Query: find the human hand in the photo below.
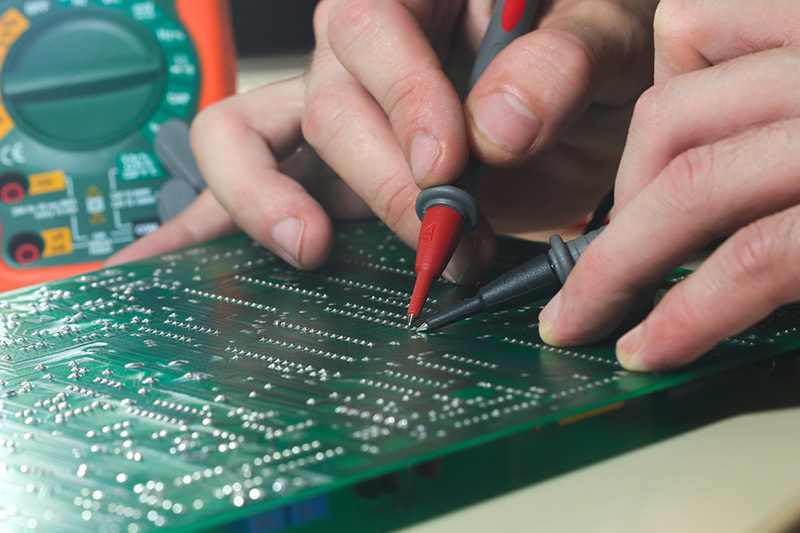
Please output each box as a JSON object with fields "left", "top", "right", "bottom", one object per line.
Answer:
{"left": 105, "top": 78, "right": 371, "bottom": 268}
{"left": 539, "top": 0, "right": 800, "bottom": 371}
{"left": 109, "top": 0, "right": 656, "bottom": 283}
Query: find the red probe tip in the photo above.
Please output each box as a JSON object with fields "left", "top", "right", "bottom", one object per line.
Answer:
{"left": 407, "top": 205, "right": 466, "bottom": 321}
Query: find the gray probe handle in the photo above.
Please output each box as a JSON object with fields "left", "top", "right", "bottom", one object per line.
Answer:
{"left": 415, "top": 0, "right": 540, "bottom": 231}
{"left": 155, "top": 119, "right": 207, "bottom": 223}
{"left": 547, "top": 226, "right": 607, "bottom": 284}
{"left": 467, "top": 0, "right": 541, "bottom": 96}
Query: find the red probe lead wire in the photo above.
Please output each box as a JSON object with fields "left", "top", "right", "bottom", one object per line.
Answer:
{"left": 407, "top": 205, "right": 466, "bottom": 324}
{"left": 501, "top": 0, "right": 528, "bottom": 31}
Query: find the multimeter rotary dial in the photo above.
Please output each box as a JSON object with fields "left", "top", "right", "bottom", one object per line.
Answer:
{"left": 3, "top": 9, "right": 166, "bottom": 148}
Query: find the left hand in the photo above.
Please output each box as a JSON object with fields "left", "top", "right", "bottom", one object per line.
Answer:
{"left": 109, "top": 0, "right": 657, "bottom": 281}
{"left": 539, "top": 0, "right": 800, "bottom": 371}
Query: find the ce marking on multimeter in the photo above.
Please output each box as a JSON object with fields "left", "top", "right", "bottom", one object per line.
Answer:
{"left": 0, "top": 141, "right": 26, "bottom": 166}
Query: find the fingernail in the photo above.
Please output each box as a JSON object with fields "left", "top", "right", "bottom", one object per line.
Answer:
{"left": 617, "top": 323, "right": 648, "bottom": 371}
{"left": 271, "top": 217, "right": 304, "bottom": 267}
{"left": 443, "top": 235, "right": 478, "bottom": 284}
{"left": 538, "top": 291, "right": 562, "bottom": 341}
{"left": 472, "top": 92, "right": 542, "bottom": 154}
{"left": 410, "top": 133, "right": 441, "bottom": 182}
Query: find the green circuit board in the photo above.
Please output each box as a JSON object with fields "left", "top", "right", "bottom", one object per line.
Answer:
{"left": 1, "top": 222, "right": 799, "bottom": 532}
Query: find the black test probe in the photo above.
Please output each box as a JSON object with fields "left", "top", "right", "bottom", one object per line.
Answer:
{"left": 418, "top": 226, "right": 605, "bottom": 332}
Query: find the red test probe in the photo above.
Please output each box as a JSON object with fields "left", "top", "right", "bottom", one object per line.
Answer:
{"left": 407, "top": 0, "right": 541, "bottom": 325}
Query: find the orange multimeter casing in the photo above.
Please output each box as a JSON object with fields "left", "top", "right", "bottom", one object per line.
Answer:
{"left": 0, "top": 0, "right": 236, "bottom": 292}
{"left": 177, "top": 0, "right": 237, "bottom": 110}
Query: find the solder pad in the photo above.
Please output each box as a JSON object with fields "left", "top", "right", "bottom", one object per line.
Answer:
{"left": 1, "top": 222, "right": 799, "bottom": 532}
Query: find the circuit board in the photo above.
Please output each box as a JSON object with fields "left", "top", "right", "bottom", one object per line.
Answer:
{"left": 1, "top": 222, "right": 799, "bottom": 532}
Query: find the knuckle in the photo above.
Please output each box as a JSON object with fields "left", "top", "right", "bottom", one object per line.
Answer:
{"left": 727, "top": 222, "right": 777, "bottom": 282}
{"left": 189, "top": 100, "right": 236, "bottom": 149}
{"left": 766, "top": 208, "right": 800, "bottom": 272}
{"left": 189, "top": 105, "right": 219, "bottom": 142}
{"left": 301, "top": 84, "right": 350, "bottom": 156}
{"left": 300, "top": 94, "right": 328, "bottom": 145}
{"left": 657, "top": 284, "right": 706, "bottom": 337}
{"left": 778, "top": 206, "right": 800, "bottom": 244}
{"left": 777, "top": 46, "right": 800, "bottom": 76}
{"left": 327, "top": 0, "right": 377, "bottom": 53}
{"left": 572, "top": 0, "right": 652, "bottom": 39}
{"left": 382, "top": 74, "right": 433, "bottom": 127}
{"left": 629, "top": 83, "right": 671, "bottom": 137}
{"left": 312, "top": 0, "right": 337, "bottom": 39}
{"left": 529, "top": 29, "right": 595, "bottom": 96}
{"left": 718, "top": 209, "right": 800, "bottom": 302}
{"left": 372, "top": 178, "right": 415, "bottom": 231}
{"left": 191, "top": 100, "right": 229, "bottom": 131}
{"left": 653, "top": 0, "right": 696, "bottom": 47}
{"left": 655, "top": 144, "right": 715, "bottom": 216}
{"left": 780, "top": 210, "right": 800, "bottom": 287}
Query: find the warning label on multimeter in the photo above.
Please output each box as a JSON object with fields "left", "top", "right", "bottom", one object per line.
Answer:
{"left": 0, "top": 0, "right": 201, "bottom": 273}
{"left": 117, "top": 151, "right": 166, "bottom": 182}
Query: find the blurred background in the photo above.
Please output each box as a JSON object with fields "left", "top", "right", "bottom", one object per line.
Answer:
{"left": 232, "top": 0, "right": 317, "bottom": 54}
{"left": 232, "top": 1, "right": 318, "bottom": 91}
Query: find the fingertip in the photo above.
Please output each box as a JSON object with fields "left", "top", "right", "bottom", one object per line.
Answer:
{"left": 468, "top": 90, "right": 544, "bottom": 166}
{"left": 266, "top": 213, "right": 334, "bottom": 271}
{"left": 298, "top": 216, "right": 335, "bottom": 270}
{"left": 409, "top": 133, "right": 443, "bottom": 184}
{"left": 442, "top": 234, "right": 478, "bottom": 285}
{"left": 104, "top": 249, "right": 135, "bottom": 268}
{"left": 414, "top": 134, "right": 471, "bottom": 190}
{"left": 270, "top": 217, "right": 306, "bottom": 269}
{"left": 324, "top": 0, "right": 468, "bottom": 189}
{"left": 537, "top": 291, "right": 562, "bottom": 344}
{"left": 615, "top": 320, "right": 695, "bottom": 373}
{"left": 615, "top": 322, "right": 651, "bottom": 371}
{"left": 189, "top": 95, "right": 238, "bottom": 156}
{"left": 103, "top": 221, "right": 204, "bottom": 268}
{"left": 442, "top": 222, "right": 496, "bottom": 285}
{"left": 537, "top": 283, "right": 630, "bottom": 348}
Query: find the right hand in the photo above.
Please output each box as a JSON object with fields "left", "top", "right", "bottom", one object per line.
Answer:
{"left": 538, "top": 0, "right": 800, "bottom": 372}
{"left": 109, "top": 0, "right": 657, "bottom": 285}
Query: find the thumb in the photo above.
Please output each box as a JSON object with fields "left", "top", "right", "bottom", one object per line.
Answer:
{"left": 466, "top": 0, "right": 655, "bottom": 167}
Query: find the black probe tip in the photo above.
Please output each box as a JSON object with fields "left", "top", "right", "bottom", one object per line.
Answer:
{"left": 419, "top": 250, "right": 564, "bottom": 332}
{"left": 417, "top": 295, "right": 484, "bottom": 332}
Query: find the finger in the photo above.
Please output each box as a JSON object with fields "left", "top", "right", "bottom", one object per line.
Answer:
{"left": 616, "top": 47, "right": 800, "bottom": 211}
{"left": 540, "top": 116, "right": 800, "bottom": 346}
{"left": 104, "top": 189, "right": 237, "bottom": 266}
{"left": 326, "top": 0, "right": 467, "bottom": 186}
{"left": 443, "top": 217, "right": 497, "bottom": 286}
{"left": 277, "top": 146, "right": 374, "bottom": 221}
{"left": 302, "top": 54, "right": 422, "bottom": 248}
{"left": 307, "top": 1, "right": 497, "bottom": 280}
{"left": 191, "top": 77, "right": 335, "bottom": 270}
{"left": 304, "top": 1, "right": 425, "bottom": 247}
{"left": 617, "top": 204, "right": 800, "bottom": 371}
{"left": 303, "top": 60, "right": 500, "bottom": 279}
{"left": 466, "top": 0, "right": 656, "bottom": 167}
{"left": 654, "top": 0, "right": 800, "bottom": 83}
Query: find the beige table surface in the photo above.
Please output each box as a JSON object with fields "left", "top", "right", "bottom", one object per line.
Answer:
{"left": 400, "top": 407, "right": 800, "bottom": 533}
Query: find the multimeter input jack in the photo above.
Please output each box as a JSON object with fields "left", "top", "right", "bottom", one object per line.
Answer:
{"left": 0, "top": 172, "right": 28, "bottom": 205}
{"left": 9, "top": 232, "right": 44, "bottom": 265}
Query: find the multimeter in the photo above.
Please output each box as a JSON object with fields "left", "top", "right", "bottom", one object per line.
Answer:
{"left": 0, "top": 0, "right": 236, "bottom": 292}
